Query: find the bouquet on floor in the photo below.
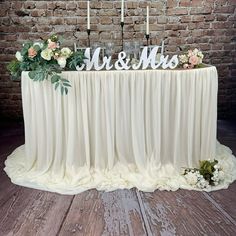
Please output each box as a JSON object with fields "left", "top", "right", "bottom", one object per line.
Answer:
{"left": 7, "top": 34, "right": 85, "bottom": 94}
{"left": 183, "top": 159, "right": 225, "bottom": 189}
{"left": 178, "top": 48, "right": 204, "bottom": 69}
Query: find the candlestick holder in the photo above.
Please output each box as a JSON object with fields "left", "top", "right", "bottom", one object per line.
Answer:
{"left": 120, "top": 21, "right": 124, "bottom": 51}
{"left": 87, "top": 29, "right": 91, "bottom": 48}
{"left": 146, "top": 34, "right": 150, "bottom": 46}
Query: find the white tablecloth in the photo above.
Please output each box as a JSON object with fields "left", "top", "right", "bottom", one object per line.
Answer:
{"left": 4, "top": 67, "right": 236, "bottom": 194}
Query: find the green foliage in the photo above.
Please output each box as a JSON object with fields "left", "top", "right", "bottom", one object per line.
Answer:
{"left": 199, "top": 159, "right": 218, "bottom": 185}
{"left": 29, "top": 70, "right": 46, "bottom": 81}
{"left": 52, "top": 78, "right": 71, "bottom": 95}
{"left": 195, "top": 64, "right": 205, "bottom": 68}
{"left": 21, "top": 42, "right": 31, "bottom": 56}
{"left": 67, "top": 51, "right": 86, "bottom": 70}
{"left": 183, "top": 159, "right": 219, "bottom": 186}
{"left": 7, "top": 60, "right": 21, "bottom": 80}
{"left": 28, "top": 65, "right": 70, "bottom": 95}
{"left": 20, "top": 61, "right": 31, "bottom": 71}
{"left": 51, "top": 74, "right": 61, "bottom": 83}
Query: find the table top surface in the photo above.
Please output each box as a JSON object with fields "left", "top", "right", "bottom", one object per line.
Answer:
{"left": 22, "top": 64, "right": 215, "bottom": 75}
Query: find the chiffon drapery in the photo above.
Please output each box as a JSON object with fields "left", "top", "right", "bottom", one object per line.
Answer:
{"left": 4, "top": 67, "right": 236, "bottom": 194}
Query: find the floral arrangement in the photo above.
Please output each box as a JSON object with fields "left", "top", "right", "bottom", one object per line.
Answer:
{"left": 179, "top": 48, "right": 204, "bottom": 69}
{"left": 7, "top": 35, "right": 85, "bottom": 94}
{"left": 183, "top": 159, "right": 225, "bottom": 189}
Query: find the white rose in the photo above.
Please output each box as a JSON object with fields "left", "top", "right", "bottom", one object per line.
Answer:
{"left": 41, "top": 48, "right": 53, "bottom": 61}
{"left": 61, "top": 47, "right": 72, "bottom": 58}
{"left": 15, "top": 51, "right": 23, "bottom": 62}
{"left": 57, "top": 57, "right": 67, "bottom": 68}
{"left": 185, "top": 172, "right": 198, "bottom": 185}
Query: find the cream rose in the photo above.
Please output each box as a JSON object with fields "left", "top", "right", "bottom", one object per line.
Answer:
{"left": 41, "top": 48, "right": 53, "bottom": 61}
{"left": 61, "top": 47, "right": 72, "bottom": 58}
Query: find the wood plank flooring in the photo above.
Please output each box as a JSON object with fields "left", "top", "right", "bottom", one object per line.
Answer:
{"left": 0, "top": 120, "right": 236, "bottom": 236}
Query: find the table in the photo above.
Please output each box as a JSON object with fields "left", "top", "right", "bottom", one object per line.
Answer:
{"left": 4, "top": 66, "right": 236, "bottom": 194}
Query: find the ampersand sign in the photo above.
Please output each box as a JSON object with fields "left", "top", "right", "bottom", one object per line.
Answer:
{"left": 114, "top": 51, "right": 131, "bottom": 70}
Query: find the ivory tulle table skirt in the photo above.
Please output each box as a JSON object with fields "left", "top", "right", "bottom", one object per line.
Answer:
{"left": 4, "top": 67, "right": 236, "bottom": 194}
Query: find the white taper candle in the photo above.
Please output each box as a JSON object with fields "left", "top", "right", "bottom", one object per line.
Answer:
{"left": 146, "top": 6, "right": 149, "bottom": 35}
{"left": 121, "top": 0, "right": 124, "bottom": 23}
{"left": 87, "top": 0, "right": 90, "bottom": 30}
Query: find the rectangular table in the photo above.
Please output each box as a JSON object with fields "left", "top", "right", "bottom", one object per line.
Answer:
{"left": 6, "top": 66, "right": 235, "bottom": 194}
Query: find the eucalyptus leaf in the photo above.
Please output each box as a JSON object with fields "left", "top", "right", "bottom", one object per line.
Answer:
{"left": 63, "top": 83, "right": 71, "bottom": 87}
{"left": 51, "top": 74, "right": 60, "bottom": 83}
{"left": 55, "top": 82, "right": 60, "bottom": 90}
{"left": 29, "top": 70, "right": 45, "bottom": 81}
{"left": 34, "top": 45, "right": 40, "bottom": 52}
{"left": 61, "top": 78, "right": 69, "bottom": 83}
{"left": 28, "top": 71, "right": 36, "bottom": 80}
{"left": 61, "top": 86, "right": 64, "bottom": 95}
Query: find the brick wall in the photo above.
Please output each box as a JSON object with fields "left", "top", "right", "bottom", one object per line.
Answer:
{"left": 0, "top": 0, "right": 235, "bottom": 120}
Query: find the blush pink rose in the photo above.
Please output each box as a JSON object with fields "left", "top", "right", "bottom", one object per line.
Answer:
{"left": 188, "top": 50, "right": 193, "bottom": 57}
{"left": 189, "top": 55, "right": 199, "bottom": 66}
{"left": 28, "top": 47, "right": 37, "bottom": 58}
{"left": 48, "top": 41, "right": 58, "bottom": 50}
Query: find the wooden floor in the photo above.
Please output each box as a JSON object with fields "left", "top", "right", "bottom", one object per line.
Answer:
{"left": 0, "top": 120, "right": 236, "bottom": 236}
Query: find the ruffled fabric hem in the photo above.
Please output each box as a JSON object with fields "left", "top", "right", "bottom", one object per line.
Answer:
{"left": 4, "top": 142, "right": 236, "bottom": 195}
